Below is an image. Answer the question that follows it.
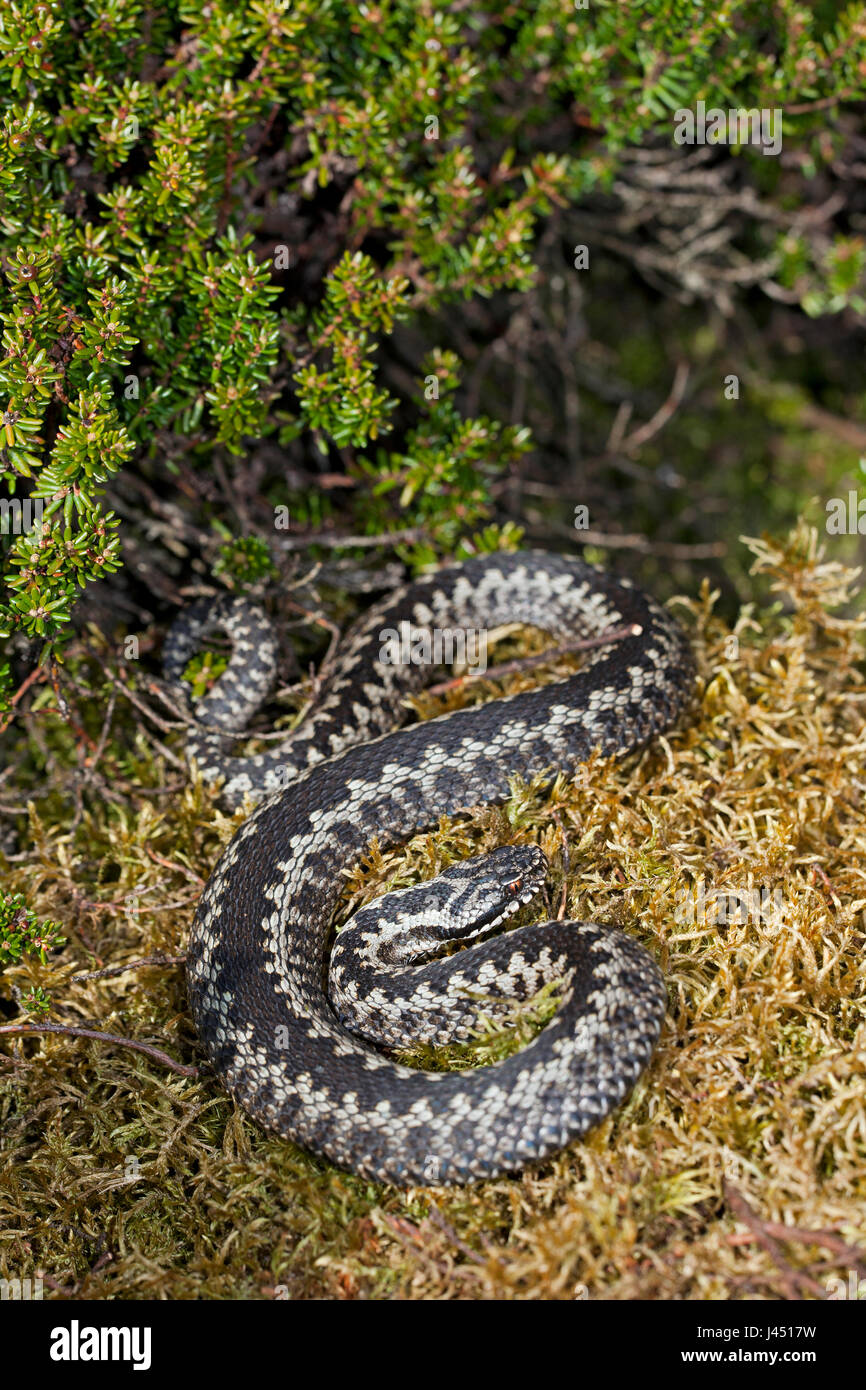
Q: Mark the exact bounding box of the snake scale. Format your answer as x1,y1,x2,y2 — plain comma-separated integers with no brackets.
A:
164,551,693,1184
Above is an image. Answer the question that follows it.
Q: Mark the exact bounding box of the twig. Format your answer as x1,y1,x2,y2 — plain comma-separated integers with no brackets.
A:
619,362,690,453
605,400,633,454
425,624,642,696
574,529,726,559
283,597,341,681
426,1205,488,1266
759,1222,866,1280
492,482,726,558
84,688,118,777
551,811,569,921
46,658,99,759
68,893,194,916
140,728,187,771
0,666,47,735
68,953,187,985
39,1274,78,1296
723,1180,826,1300
0,1023,198,1077
274,525,424,552
145,847,206,885
785,90,858,114
798,403,866,452
105,668,187,734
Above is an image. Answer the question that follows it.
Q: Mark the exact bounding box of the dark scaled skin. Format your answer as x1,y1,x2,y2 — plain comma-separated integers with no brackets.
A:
166,552,693,1185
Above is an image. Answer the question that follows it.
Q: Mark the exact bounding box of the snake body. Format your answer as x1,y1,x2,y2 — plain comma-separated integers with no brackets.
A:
165,551,692,1184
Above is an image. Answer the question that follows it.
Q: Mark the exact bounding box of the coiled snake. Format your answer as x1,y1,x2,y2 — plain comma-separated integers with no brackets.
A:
165,551,692,1184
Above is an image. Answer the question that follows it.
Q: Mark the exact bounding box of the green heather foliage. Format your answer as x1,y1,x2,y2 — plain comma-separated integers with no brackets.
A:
0,889,64,1014
1,0,866,705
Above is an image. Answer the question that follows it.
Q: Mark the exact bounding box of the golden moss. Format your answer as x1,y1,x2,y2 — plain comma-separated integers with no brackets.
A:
1,523,865,1300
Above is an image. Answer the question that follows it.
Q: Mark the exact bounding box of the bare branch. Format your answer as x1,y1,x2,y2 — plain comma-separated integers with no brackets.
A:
0,1023,198,1078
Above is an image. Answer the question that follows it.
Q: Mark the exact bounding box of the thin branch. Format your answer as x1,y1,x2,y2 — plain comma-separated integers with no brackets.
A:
605,399,633,454
140,727,187,772
723,1180,827,1300
0,1023,198,1077
85,687,118,776
759,1222,866,1280
0,665,47,735
274,525,425,552
785,90,858,114
68,953,187,985
619,361,690,453
283,597,341,680
107,668,187,733
425,1206,488,1266
69,894,194,916
551,811,569,921
574,529,726,559
145,847,206,885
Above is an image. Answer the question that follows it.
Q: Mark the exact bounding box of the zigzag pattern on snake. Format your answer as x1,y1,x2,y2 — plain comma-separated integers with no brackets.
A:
164,551,693,1184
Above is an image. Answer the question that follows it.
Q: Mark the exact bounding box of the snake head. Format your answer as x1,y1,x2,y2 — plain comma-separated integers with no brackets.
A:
435,844,549,938
341,844,550,971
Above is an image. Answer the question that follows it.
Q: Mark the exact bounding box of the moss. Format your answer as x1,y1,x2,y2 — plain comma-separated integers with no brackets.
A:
1,523,866,1300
